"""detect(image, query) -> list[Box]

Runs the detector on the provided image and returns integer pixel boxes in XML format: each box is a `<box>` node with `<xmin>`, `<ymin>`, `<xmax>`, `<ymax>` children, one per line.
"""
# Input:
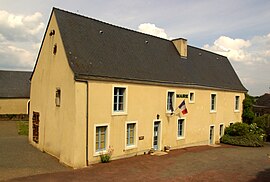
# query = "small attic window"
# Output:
<box><xmin>145</xmin><ymin>40</ymin><xmax>149</xmax><ymax>44</ymax></box>
<box><xmin>198</xmin><ymin>52</ymin><xmax>202</xmax><ymax>56</ymax></box>
<box><xmin>53</xmin><ymin>44</ymin><xmax>57</xmax><ymax>55</ymax></box>
<box><xmin>99</xmin><ymin>30</ymin><xmax>103</xmax><ymax>34</ymax></box>
<box><xmin>55</xmin><ymin>88</ymin><xmax>61</xmax><ymax>107</ymax></box>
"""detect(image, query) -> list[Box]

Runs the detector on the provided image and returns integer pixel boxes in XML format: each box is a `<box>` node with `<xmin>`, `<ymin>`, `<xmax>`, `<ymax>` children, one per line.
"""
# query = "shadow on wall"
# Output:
<box><xmin>251</xmin><ymin>168</ymin><xmax>270</xmax><ymax>182</ymax></box>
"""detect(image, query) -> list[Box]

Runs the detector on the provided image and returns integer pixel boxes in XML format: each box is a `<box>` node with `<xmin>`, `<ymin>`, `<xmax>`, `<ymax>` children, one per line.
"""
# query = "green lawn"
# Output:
<box><xmin>17</xmin><ymin>121</ymin><xmax>29</xmax><ymax>136</ymax></box>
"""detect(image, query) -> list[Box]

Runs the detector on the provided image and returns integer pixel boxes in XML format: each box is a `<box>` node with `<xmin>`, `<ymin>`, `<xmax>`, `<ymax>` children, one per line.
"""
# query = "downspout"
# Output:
<box><xmin>86</xmin><ymin>81</ymin><xmax>89</xmax><ymax>166</ymax></box>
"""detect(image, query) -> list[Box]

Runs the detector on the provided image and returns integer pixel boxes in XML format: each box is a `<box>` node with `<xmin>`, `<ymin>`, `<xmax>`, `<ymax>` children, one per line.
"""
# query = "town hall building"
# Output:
<box><xmin>29</xmin><ymin>8</ymin><xmax>247</xmax><ymax>168</ymax></box>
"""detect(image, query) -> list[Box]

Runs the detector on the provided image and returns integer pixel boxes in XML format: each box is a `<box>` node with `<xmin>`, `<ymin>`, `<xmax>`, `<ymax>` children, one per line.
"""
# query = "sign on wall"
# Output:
<box><xmin>176</xmin><ymin>94</ymin><xmax>188</xmax><ymax>98</ymax></box>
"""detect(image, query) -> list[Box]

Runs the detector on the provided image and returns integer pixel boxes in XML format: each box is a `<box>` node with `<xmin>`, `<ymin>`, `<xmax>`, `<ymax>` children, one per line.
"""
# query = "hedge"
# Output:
<box><xmin>221</xmin><ymin>134</ymin><xmax>264</xmax><ymax>147</ymax></box>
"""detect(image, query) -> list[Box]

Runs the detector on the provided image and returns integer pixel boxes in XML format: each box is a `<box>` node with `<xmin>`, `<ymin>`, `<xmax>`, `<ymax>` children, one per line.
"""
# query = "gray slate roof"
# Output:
<box><xmin>52</xmin><ymin>8</ymin><xmax>246</xmax><ymax>92</ymax></box>
<box><xmin>0</xmin><ymin>70</ymin><xmax>31</xmax><ymax>98</ymax></box>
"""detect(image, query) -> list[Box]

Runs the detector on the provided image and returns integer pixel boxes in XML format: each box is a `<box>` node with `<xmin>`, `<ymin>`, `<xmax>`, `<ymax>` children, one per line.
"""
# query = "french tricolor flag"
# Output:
<box><xmin>178</xmin><ymin>100</ymin><xmax>188</xmax><ymax>115</ymax></box>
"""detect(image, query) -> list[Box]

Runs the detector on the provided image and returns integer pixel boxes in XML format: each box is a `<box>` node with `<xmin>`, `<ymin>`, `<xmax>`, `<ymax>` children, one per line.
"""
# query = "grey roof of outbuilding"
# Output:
<box><xmin>52</xmin><ymin>8</ymin><xmax>247</xmax><ymax>92</ymax></box>
<box><xmin>0</xmin><ymin>70</ymin><xmax>31</xmax><ymax>98</ymax></box>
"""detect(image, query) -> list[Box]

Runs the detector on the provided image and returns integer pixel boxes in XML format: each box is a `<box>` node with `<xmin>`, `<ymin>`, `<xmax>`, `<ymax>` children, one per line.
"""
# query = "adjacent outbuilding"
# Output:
<box><xmin>0</xmin><ymin>70</ymin><xmax>31</xmax><ymax>115</ymax></box>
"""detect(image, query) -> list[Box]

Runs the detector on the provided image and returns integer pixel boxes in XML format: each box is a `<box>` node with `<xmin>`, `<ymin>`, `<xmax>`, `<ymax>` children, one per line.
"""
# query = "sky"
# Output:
<box><xmin>0</xmin><ymin>0</ymin><xmax>269</xmax><ymax>96</ymax></box>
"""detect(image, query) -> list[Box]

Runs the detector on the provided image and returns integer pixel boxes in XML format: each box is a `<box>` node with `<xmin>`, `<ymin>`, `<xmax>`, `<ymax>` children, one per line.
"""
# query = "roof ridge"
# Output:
<box><xmin>53</xmin><ymin>7</ymin><xmax>170</xmax><ymax>42</ymax></box>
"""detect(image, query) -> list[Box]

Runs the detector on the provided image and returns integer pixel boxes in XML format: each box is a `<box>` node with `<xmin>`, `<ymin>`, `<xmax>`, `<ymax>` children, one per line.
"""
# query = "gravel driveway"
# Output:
<box><xmin>0</xmin><ymin>121</ymin><xmax>70</xmax><ymax>181</ymax></box>
<box><xmin>1</xmin><ymin>120</ymin><xmax>270</xmax><ymax>181</ymax></box>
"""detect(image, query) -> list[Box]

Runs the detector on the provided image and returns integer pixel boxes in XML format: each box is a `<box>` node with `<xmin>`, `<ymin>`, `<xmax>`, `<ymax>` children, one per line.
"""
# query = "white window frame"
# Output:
<box><xmin>229</xmin><ymin>122</ymin><xmax>234</xmax><ymax>126</ymax></box>
<box><xmin>210</xmin><ymin>93</ymin><xmax>217</xmax><ymax>113</ymax></box>
<box><xmin>234</xmin><ymin>95</ymin><xmax>240</xmax><ymax>112</ymax></box>
<box><xmin>93</xmin><ymin>123</ymin><xmax>110</xmax><ymax>156</ymax></box>
<box><xmin>177</xmin><ymin>117</ymin><xmax>186</xmax><ymax>140</ymax></box>
<box><xmin>219</xmin><ymin>123</ymin><xmax>224</xmax><ymax>138</ymax></box>
<box><xmin>112</xmin><ymin>85</ymin><xmax>128</xmax><ymax>115</ymax></box>
<box><xmin>125</xmin><ymin>121</ymin><xmax>138</xmax><ymax>150</ymax></box>
<box><xmin>189</xmin><ymin>91</ymin><xmax>195</xmax><ymax>104</ymax></box>
<box><xmin>166</xmin><ymin>90</ymin><xmax>176</xmax><ymax>113</ymax></box>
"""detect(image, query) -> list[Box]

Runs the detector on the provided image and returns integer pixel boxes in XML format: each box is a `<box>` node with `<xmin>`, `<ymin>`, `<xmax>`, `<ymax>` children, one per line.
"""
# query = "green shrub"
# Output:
<box><xmin>253</xmin><ymin>114</ymin><xmax>270</xmax><ymax>141</ymax></box>
<box><xmin>224</xmin><ymin>122</ymin><xmax>250</xmax><ymax>136</ymax></box>
<box><xmin>221</xmin><ymin>134</ymin><xmax>264</xmax><ymax>147</ymax></box>
<box><xmin>16</xmin><ymin>121</ymin><xmax>29</xmax><ymax>136</ymax></box>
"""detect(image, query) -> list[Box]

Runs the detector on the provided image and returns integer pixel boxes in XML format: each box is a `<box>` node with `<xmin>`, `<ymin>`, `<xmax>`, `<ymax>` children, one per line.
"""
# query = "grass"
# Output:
<box><xmin>17</xmin><ymin>121</ymin><xmax>29</xmax><ymax>136</ymax></box>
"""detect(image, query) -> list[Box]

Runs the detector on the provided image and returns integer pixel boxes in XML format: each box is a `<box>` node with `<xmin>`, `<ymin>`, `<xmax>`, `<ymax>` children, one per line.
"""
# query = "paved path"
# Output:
<box><xmin>8</xmin><ymin>143</ymin><xmax>270</xmax><ymax>182</ymax></box>
<box><xmin>0</xmin><ymin>121</ymin><xmax>70</xmax><ymax>181</ymax></box>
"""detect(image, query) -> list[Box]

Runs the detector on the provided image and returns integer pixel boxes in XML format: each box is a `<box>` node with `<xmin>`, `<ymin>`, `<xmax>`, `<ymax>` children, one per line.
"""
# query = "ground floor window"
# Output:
<box><xmin>96</xmin><ymin>126</ymin><xmax>107</xmax><ymax>152</ymax></box>
<box><xmin>219</xmin><ymin>124</ymin><xmax>224</xmax><ymax>137</ymax></box>
<box><xmin>177</xmin><ymin>118</ymin><xmax>185</xmax><ymax>138</ymax></box>
<box><xmin>127</xmin><ymin>123</ymin><xmax>135</xmax><ymax>146</ymax></box>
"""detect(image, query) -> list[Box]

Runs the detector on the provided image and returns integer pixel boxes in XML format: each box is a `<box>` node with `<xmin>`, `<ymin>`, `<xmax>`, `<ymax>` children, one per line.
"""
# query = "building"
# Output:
<box><xmin>0</xmin><ymin>70</ymin><xmax>31</xmax><ymax>115</ymax></box>
<box><xmin>29</xmin><ymin>8</ymin><xmax>247</xmax><ymax>168</ymax></box>
<box><xmin>253</xmin><ymin>93</ymin><xmax>270</xmax><ymax>116</ymax></box>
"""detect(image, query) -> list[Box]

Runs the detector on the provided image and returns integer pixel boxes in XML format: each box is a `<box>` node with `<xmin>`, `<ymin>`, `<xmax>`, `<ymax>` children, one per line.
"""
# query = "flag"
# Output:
<box><xmin>178</xmin><ymin>100</ymin><xmax>188</xmax><ymax>115</ymax></box>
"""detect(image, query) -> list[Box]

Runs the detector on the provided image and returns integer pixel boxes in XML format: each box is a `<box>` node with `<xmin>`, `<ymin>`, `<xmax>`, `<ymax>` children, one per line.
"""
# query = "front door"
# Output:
<box><xmin>209</xmin><ymin>126</ymin><xmax>214</xmax><ymax>144</ymax></box>
<box><xmin>153</xmin><ymin>121</ymin><xmax>160</xmax><ymax>150</ymax></box>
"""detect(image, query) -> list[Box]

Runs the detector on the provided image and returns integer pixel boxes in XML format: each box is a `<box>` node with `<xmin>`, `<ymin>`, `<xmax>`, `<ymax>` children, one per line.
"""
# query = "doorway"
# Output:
<box><xmin>153</xmin><ymin>121</ymin><xmax>160</xmax><ymax>150</ymax></box>
<box><xmin>209</xmin><ymin>125</ymin><xmax>214</xmax><ymax>144</ymax></box>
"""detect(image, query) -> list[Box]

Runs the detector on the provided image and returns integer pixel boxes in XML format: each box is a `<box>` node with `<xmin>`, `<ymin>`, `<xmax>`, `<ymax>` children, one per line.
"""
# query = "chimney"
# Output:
<box><xmin>172</xmin><ymin>38</ymin><xmax>187</xmax><ymax>58</ymax></box>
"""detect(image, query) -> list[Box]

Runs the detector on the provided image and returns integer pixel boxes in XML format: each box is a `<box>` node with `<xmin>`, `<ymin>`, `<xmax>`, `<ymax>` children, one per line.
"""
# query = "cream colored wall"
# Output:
<box><xmin>0</xmin><ymin>98</ymin><xmax>29</xmax><ymax>114</ymax></box>
<box><xmin>29</xmin><ymin>12</ymin><xmax>86</xmax><ymax>168</ymax></box>
<box><xmin>87</xmin><ymin>80</ymin><xmax>244</xmax><ymax>163</ymax></box>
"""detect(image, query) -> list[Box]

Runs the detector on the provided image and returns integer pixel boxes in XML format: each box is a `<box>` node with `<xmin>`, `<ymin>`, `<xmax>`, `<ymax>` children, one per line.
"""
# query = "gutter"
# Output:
<box><xmin>86</xmin><ymin>81</ymin><xmax>89</xmax><ymax>166</ymax></box>
<box><xmin>76</xmin><ymin>78</ymin><xmax>89</xmax><ymax>166</ymax></box>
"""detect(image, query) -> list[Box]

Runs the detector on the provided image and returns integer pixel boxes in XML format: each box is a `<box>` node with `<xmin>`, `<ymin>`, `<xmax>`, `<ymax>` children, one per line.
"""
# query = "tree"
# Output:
<box><xmin>242</xmin><ymin>93</ymin><xmax>255</xmax><ymax>124</ymax></box>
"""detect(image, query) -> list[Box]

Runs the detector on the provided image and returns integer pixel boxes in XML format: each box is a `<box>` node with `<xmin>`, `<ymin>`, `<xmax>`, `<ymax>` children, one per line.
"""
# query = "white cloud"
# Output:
<box><xmin>0</xmin><ymin>10</ymin><xmax>44</xmax><ymax>71</ymax></box>
<box><xmin>0</xmin><ymin>10</ymin><xmax>44</xmax><ymax>42</ymax></box>
<box><xmin>203</xmin><ymin>35</ymin><xmax>270</xmax><ymax>65</ymax></box>
<box><xmin>138</xmin><ymin>23</ymin><xmax>168</xmax><ymax>39</ymax></box>
<box><xmin>203</xmin><ymin>34</ymin><xmax>270</xmax><ymax>95</ymax></box>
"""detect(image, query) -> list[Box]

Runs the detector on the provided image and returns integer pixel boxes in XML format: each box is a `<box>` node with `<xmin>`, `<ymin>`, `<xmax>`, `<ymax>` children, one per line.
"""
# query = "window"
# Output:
<box><xmin>126</xmin><ymin>123</ymin><xmax>135</xmax><ymax>146</ymax></box>
<box><xmin>219</xmin><ymin>124</ymin><xmax>224</xmax><ymax>137</ymax></box>
<box><xmin>167</xmin><ymin>91</ymin><xmax>175</xmax><ymax>112</ymax></box>
<box><xmin>230</xmin><ymin>122</ymin><xmax>233</xmax><ymax>126</ymax></box>
<box><xmin>113</xmin><ymin>87</ymin><xmax>126</xmax><ymax>112</ymax></box>
<box><xmin>189</xmin><ymin>91</ymin><xmax>195</xmax><ymax>103</ymax></box>
<box><xmin>55</xmin><ymin>88</ymin><xmax>61</xmax><ymax>107</ymax></box>
<box><xmin>177</xmin><ymin>118</ymin><xmax>185</xmax><ymax>138</ymax></box>
<box><xmin>235</xmin><ymin>96</ymin><xmax>240</xmax><ymax>111</ymax></box>
<box><xmin>95</xmin><ymin>126</ymin><xmax>107</xmax><ymax>152</ymax></box>
<box><xmin>210</xmin><ymin>93</ymin><xmax>216</xmax><ymax>112</ymax></box>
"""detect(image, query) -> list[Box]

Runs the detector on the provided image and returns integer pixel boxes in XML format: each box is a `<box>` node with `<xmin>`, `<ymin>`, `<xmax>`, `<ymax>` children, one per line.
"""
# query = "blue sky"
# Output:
<box><xmin>0</xmin><ymin>0</ymin><xmax>269</xmax><ymax>96</ymax></box>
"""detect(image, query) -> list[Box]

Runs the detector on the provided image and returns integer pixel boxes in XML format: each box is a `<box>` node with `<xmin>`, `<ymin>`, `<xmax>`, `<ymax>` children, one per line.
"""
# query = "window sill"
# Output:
<box><xmin>189</xmin><ymin>101</ymin><xmax>195</xmax><ymax>104</ymax></box>
<box><xmin>210</xmin><ymin>110</ymin><xmax>216</xmax><ymax>113</ymax></box>
<box><xmin>112</xmin><ymin>112</ymin><xmax>128</xmax><ymax>116</ymax></box>
<box><xmin>177</xmin><ymin>136</ymin><xmax>185</xmax><ymax>140</ymax></box>
<box><xmin>94</xmin><ymin>149</ymin><xmax>107</xmax><ymax>157</ymax></box>
<box><xmin>234</xmin><ymin>110</ymin><xmax>240</xmax><ymax>113</ymax></box>
<box><xmin>124</xmin><ymin>145</ymin><xmax>137</xmax><ymax>151</ymax></box>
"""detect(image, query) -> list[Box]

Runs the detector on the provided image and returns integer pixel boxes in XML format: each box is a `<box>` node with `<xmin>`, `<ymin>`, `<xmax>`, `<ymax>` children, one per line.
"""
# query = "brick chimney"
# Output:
<box><xmin>172</xmin><ymin>38</ymin><xmax>187</xmax><ymax>58</ymax></box>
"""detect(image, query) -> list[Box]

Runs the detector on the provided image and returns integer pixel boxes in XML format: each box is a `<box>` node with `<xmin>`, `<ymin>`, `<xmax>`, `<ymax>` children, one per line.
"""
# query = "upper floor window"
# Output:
<box><xmin>235</xmin><ymin>96</ymin><xmax>240</xmax><ymax>111</ymax></box>
<box><xmin>55</xmin><ymin>88</ymin><xmax>61</xmax><ymax>107</ymax></box>
<box><xmin>167</xmin><ymin>91</ymin><xmax>175</xmax><ymax>112</ymax></box>
<box><xmin>189</xmin><ymin>91</ymin><xmax>195</xmax><ymax>103</ymax></box>
<box><xmin>113</xmin><ymin>87</ymin><xmax>126</xmax><ymax>112</ymax></box>
<box><xmin>210</xmin><ymin>93</ymin><xmax>216</xmax><ymax>112</ymax></box>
